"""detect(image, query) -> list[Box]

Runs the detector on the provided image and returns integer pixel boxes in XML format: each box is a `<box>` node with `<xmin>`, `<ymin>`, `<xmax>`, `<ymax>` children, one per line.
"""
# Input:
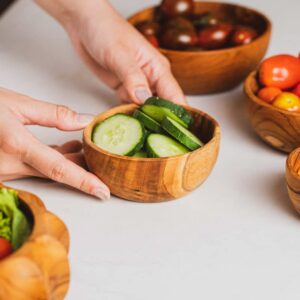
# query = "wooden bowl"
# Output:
<box><xmin>0</xmin><ymin>184</ymin><xmax>70</xmax><ymax>300</ymax></box>
<box><xmin>245</xmin><ymin>71</ymin><xmax>300</xmax><ymax>153</ymax></box>
<box><xmin>128</xmin><ymin>1</ymin><xmax>271</xmax><ymax>95</ymax></box>
<box><xmin>83</xmin><ymin>104</ymin><xmax>220</xmax><ymax>203</ymax></box>
<box><xmin>286</xmin><ymin>148</ymin><xmax>300</xmax><ymax>214</ymax></box>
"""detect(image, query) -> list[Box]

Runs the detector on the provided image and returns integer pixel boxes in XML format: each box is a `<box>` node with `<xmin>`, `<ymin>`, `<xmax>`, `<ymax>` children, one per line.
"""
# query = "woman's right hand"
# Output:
<box><xmin>0</xmin><ymin>87</ymin><xmax>110</xmax><ymax>200</ymax></box>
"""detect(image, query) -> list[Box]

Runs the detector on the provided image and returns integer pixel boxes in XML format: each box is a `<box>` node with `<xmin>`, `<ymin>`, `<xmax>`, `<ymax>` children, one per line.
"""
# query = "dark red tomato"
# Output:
<box><xmin>164</xmin><ymin>17</ymin><xmax>195</xmax><ymax>32</ymax></box>
<box><xmin>231</xmin><ymin>26</ymin><xmax>257</xmax><ymax>46</ymax></box>
<box><xmin>161</xmin><ymin>28</ymin><xmax>198</xmax><ymax>50</ymax></box>
<box><xmin>0</xmin><ymin>237</ymin><xmax>13</xmax><ymax>260</ymax></box>
<box><xmin>160</xmin><ymin>0</ymin><xmax>194</xmax><ymax>19</ymax></box>
<box><xmin>135</xmin><ymin>21</ymin><xmax>160</xmax><ymax>37</ymax></box>
<box><xmin>198</xmin><ymin>24</ymin><xmax>233</xmax><ymax>50</ymax></box>
<box><xmin>146</xmin><ymin>35</ymin><xmax>159</xmax><ymax>48</ymax></box>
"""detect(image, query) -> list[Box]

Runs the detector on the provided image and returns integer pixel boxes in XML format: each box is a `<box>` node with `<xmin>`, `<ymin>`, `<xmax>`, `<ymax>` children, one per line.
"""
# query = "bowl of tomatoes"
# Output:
<box><xmin>128</xmin><ymin>0</ymin><xmax>271</xmax><ymax>95</ymax></box>
<box><xmin>0</xmin><ymin>185</ymin><xmax>70</xmax><ymax>300</ymax></box>
<box><xmin>244</xmin><ymin>53</ymin><xmax>300</xmax><ymax>153</ymax></box>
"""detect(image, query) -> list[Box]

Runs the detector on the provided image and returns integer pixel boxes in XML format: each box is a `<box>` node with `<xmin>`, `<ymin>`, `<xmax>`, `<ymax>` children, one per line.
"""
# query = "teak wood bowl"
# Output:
<box><xmin>0</xmin><ymin>184</ymin><xmax>70</xmax><ymax>300</ymax></box>
<box><xmin>83</xmin><ymin>104</ymin><xmax>220</xmax><ymax>203</ymax></box>
<box><xmin>128</xmin><ymin>1</ymin><xmax>271</xmax><ymax>95</ymax></box>
<box><xmin>245</xmin><ymin>71</ymin><xmax>300</xmax><ymax>153</ymax></box>
<box><xmin>286</xmin><ymin>148</ymin><xmax>300</xmax><ymax>214</ymax></box>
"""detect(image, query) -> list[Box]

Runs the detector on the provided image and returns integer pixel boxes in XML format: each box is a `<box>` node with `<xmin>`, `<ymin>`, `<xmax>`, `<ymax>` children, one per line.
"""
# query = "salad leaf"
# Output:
<box><xmin>0</xmin><ymin>188</ymin><xmax>31</xmax><ymax>250</ymax></box>
<box><xmin>0</xmin><ymin>211</ymin><xmax>11</xmax><ymax>241</ymax></box>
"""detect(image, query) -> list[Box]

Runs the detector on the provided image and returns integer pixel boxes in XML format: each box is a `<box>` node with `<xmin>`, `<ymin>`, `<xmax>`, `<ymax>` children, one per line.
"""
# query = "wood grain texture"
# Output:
<box><xmin>245</xmin><ymin>71</ymin><xmax>300</xmax><ymax>153</ymax></box>
<box><xmin>83</xmin><ymin>104</ymin><xmax>220</xmax><ymax>203</ymax></box>
<box><xmin>128</xmin><ymin>1</ymin><xmax>271</xmax><ymax>95</ymax></box>
<box><xmin>0</xmin><ymin>184</ymin><xmax>70</xmax><ymax>300</ymax></box>
<box><xmin>286</xmin><ymin>148</ymin><xmax>300</xmax><ymax>214</ymax></box>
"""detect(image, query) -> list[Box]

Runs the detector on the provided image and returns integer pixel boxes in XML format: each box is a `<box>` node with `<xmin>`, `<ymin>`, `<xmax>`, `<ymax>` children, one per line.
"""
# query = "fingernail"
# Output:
<box><xmin>93</xmin><ymin>188</ymin><xmax>110</xmax><ymax>201</ymax></box>
<box><xmin>78</xmin><ymin>113</ymin><xmax>95</xmax><ymax>125</ymax></box>
<box><xmin>135</xmin><ymin>89</ymin><xmax>152</xmax><ymax>103</ymax></box>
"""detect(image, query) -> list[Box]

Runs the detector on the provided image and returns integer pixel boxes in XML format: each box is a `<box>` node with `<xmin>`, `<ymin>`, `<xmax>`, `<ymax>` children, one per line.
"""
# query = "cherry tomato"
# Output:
<box><xmin>0</xmin><ymin>237</ymin><xmax>13</xmax><ymax>260</ymax></box>
<box><xmin>135</xmin><ymin>21</ymin><xmax>160</xmax><ymax>37</ymax></box>
<box><xmin>160</xmin><ymin>0</ymin><xmax>194</xmax><ymax>19</ymax></box>
<box><xmin>164</xmin><ymin>17</ymin><xmax>195</xmax><ymax>32</ymax></box>
<box><xmin>272</xmin><ymin>92</ymin><xmax>300</xmax><ymax>112</ymax></box>
<box><xmin>231</xmin><ymin>26</ymin><xmax>257</xmax><ymax>46</ymax></box>
<box><xmin>146</xmin><ymin>35</ymin><xmax>159</xmax><ymax>48</ymax></box>
<box><xmin>291</xmin><ymin>83</ymin><xmax>300</xmax><ymax>97</ymax></box>
<box><xmin>198</xmin><ymin>24</ymin><xmax>233</xmax><ymax>50</ymax></box>
<box><xmin>161</xmin><ymin>28</ymin><xmax>198</xmax><ymax>50</ymax></box>
<box><xmin>258</xmin><ymin>87</ymin><xmax>282</xmax><ymax>103</ymax></box>
<box><xmin>259</xmin><ymin>54</ymin><xmax>300</xmax><ymax>90</ymax></box>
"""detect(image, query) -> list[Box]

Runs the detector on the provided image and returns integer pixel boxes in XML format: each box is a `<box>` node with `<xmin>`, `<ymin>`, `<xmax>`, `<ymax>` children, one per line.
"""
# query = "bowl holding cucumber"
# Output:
<box><xmin>83</xmin><ymin>97</ymin><xmax>220</xmax><ymax>202</ymax></box>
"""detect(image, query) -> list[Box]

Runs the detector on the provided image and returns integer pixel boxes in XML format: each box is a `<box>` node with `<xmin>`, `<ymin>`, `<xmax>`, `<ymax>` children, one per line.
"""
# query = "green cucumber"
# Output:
<box><xmin>162</xmin><ymin>116</ymin><xmax>203</xmax><ymax>150</ymax></box>
<box><xmin>92</xmin><ymin>114</ymin><xmax>145</xmax><ymax>156</ymax></box>
<box><xmin>132</xmin><ymin>151</ymin><xmax>148</xmax><ymax>158</ymax></box>
<box><xmin>142</xmin><ymin>97</ymin><xmax>193</xmax><ymax>128</ymax></box>
<box><xmin>133</xmin><ymin>109</ymin><xmax>162</xmax><ymax>133</ymax></box>
<box><xmin>147</xmin><ymin>133</ymin><xmax>189</xmax><ymax>158</ymax></box>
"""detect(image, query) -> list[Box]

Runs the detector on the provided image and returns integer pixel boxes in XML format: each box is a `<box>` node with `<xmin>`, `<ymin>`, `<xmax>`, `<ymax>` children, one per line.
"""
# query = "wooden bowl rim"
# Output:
<box><xmin>128</xmin><ymin>1</ymin><xmax>272</xmax><ymax>56</ymax></box>
<box><xmin>244</xmin><ymin>71</ymin><xmax>300</xmax><ymax>117</ymax></box>
<box><xmin>287</xmin><ymin>147</ymin><xmax>300</xmax><ymax>180</ymax></box>
<box><xmin>83</xmin><ymin>104</ymin><xmax>220</xmax><ymax>161</ymax></box>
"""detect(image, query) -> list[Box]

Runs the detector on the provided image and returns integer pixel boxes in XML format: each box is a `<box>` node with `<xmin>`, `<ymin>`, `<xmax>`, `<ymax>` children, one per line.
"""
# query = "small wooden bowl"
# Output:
<box><xmin>0</xmin><ymin>184</ymin><xmax>70</xmax><ymax>300</ymax></box>
<box><xmin>83</xmin><ymin>104</ymin><xmax>220</xmax><ymax>203</ymax></box>
<box><xmin>244</xmin><ymin>71</ymin><xmax>300</xmax><ymax>153</ymax></box>
<box><xmin>128</xmin><ymin>1</ymin><xmax>271</xmax><ymax>95</ymax></box>
<box><xmin>286</xmin><ymin>148</ymin><xmax>300</xmax><ymax>214</ymax></box>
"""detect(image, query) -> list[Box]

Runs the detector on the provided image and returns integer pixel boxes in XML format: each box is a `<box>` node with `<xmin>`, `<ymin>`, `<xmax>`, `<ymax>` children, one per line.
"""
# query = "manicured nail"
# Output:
<box><xmin>135</xmin><ymin>89</ymin><xmax>152</xmax><ymax>103</ymax></box>
<box><xmin>78</xmin><ymin>113</ymin><xmax>94</xmax><ymax>125</ymax></box>
<box><xmin>93</xmin><ymin>188</ymin><xmax>110</xmax><ymax>201</ymax></box>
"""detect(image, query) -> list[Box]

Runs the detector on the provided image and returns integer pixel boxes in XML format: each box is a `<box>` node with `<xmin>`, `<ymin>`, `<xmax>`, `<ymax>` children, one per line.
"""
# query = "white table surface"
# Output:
<box><xmin>1</xmin><ymin>0</ymin><xmax>300</xmax><ymax>299</ymax></box>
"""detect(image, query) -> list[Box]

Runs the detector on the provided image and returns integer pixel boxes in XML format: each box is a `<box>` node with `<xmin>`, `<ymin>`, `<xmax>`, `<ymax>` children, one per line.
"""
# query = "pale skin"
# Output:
<box><xmin>0</xmin><ymin>0</ymin><xmax>186</xmax><ymax>200</ymax></box>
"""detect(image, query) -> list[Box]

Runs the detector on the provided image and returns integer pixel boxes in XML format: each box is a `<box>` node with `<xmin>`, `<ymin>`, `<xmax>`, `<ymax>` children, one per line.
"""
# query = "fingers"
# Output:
<box><xmin>18</xmin><ymin>97</ymin><xmax>94</xmax><ymax>130</ymax></box>
<box><xmin>22</xmin><ymin>139</ymin><xmax>110</xmax><ymax>200</ymax></box>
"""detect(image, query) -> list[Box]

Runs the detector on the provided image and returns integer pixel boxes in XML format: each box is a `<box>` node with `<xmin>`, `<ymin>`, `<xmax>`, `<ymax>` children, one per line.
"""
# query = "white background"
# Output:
<box><xmin>1</xmin><ymin>0</ymin><xmax>300</xmax><ymax>299</ymax></box>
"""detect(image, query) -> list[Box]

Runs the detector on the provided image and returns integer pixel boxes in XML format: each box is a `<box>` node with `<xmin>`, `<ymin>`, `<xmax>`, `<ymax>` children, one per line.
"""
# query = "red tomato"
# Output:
<box><xmin>146</xmin><ymin>35</ymin><xmax>159</xmax><ymax>48</ymax></box>
<box><xmin>291</xmin><ymin>83</ymin><xmax>300</xmax><ymax>97</ymax></box>
<box><xmin>198</xmin><ymin>24</ymin><xmax>233</xmax><ymax>50</ymax></box>
<box><xmin>231</xmin><ymin>26</ymin><xmax>257</xmax><ymax>46</ymax></box>
<box><xmin>0</xmin><ymin>237</ymin><xmax>13</xmax><ymax>260</ymax></box>
<box><xmin>259</xmin><ymin>54</ymin><xmax>300</xmax><ymax>90</ymax></box>
<box><xmin>160</xmin><ymin>0</ymin><xmax>194</xmax><ymax>19</ymax></box>
<box><xmin>258</xmin><ymin>87</ymin><xmax>282</xmax><ymax>103</ymax></box>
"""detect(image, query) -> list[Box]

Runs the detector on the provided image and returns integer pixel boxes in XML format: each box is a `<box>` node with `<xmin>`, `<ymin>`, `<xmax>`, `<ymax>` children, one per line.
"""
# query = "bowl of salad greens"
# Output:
<box><xmin>83</xmin><ymin>97</ymin><xmax>221</xmax><ymax>202</ymax></box>
<box><xmin>0</xmin><ymin>185</ymin><xmax>70</xmax><ymax>299</ymax></box>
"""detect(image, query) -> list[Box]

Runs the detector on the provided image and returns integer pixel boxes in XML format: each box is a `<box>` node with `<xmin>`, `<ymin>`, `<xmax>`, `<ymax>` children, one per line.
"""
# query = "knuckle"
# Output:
<box><xmin>1</xmin><ymin>134</ymin><xmax>25</xmax><ymax>156</ymax></box>
<box><xmin>56</xmin><ymin>105</ymin><xmax>74</xmax><ymax>123</ymax></box>
<box><xmin>49</xmin><ymin>160</ymin><xmax>66</xmax><ymax>182</ymax></box>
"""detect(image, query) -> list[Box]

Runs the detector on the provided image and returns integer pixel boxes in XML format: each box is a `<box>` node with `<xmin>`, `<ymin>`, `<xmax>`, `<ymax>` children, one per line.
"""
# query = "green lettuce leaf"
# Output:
<box><xmin>0</xmin><ymin>188</ymin><xmax>31</xmax><ymax>250</ymax></box>
<box><xmin>0</xmin><ymin>211</ymin><xmax>12</xmax><ymax>241</ymax></box>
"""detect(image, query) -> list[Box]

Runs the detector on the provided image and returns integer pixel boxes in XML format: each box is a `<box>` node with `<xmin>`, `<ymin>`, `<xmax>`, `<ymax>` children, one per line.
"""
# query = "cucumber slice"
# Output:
<box><xmin>132</xmin><ymin>151</ymin><xmax>148</xmax><ymax>158</ymax></box>
<box><xmin>147</xmin><ymin>133</ymin><xmax>189</xmax><ymax>158</ymax></box>
<box><xmin>162</xmin><ymin>116</ymin><xmax>203</xmax><ymax>150</ymax></box>
<box><xmin>92</xmin><ymin>114</ymin><xmax>145</xmax><ymax>156</ymax></box>
<box><xmin>133</xmin><ymin>109</ymin><xmax>162</xmax><ymax>133</ymax></box>
<box><xmin>142</xmin><ymin>97</ymin><xmax>193</xmax><ymax>128</ymax></box>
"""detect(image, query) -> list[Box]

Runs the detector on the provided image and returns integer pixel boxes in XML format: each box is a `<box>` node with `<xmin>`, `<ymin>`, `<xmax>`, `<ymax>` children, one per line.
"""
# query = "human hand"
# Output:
<box><xmin>0</xmin><ymin>87</ymin><xmax>110</xmax><ymax>200</ymax></box>
<box><xmin>35</xmin><ymin>0</ymin><xmax>186</xmax><ymax>104</ymax></box>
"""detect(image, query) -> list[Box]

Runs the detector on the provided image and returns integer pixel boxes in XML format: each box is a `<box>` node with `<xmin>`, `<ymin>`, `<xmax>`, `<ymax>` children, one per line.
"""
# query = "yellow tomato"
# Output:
<box><xmin>272</xmin><ymin>92</ymin><xmax>300</xmax><ymax>112</ymax></box>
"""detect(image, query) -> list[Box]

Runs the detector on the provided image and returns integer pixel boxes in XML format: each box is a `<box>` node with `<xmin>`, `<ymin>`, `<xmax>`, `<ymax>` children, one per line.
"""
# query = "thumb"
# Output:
<box><xmin>20</xmin><ymin>97</ymin><xmax>94</xmax><ymax>130</ymax></box>
<box><xmin>106</xmin><ymin>51</ymin><xmax>152</xmax><ymax>104</ymax></box>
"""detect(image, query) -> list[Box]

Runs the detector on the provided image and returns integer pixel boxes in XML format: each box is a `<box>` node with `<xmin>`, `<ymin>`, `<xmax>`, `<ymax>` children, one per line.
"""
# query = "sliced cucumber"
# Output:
<box><xmin>92</xmin><ymin>114</ymin><xmax>145</xmax><ymax>156</ymax></box>
<box><xmin>133</xmin><ymin>109</ymin><xmax>162</xmax><ymax>133</ymax></box>
<box><xmin>142</xmin><ymin>97</ymin><xmax>193</xmax><ymax>128</ymax></box>
<box><xmin>132</xmin><ymin>150</ymin><xmax>148</xmax><ymax>158</ymax></box>
<box><xmin>162</xmin><ymin>116</ymin><xmax>203</xmax><ymax>150</ymax></box>
<box><xmin>147</xmin><ymin>133</ymin><xmax>189</xmax><ymax>158</ymax></box>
